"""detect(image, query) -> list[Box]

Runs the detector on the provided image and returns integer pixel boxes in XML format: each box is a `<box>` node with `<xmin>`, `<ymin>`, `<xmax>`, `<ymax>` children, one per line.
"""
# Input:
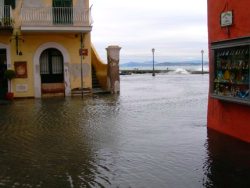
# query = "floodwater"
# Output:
<box><xmin>0</xmin><ymin>74</ymin><xmax>250</xmax><ymax>188</ymax></box>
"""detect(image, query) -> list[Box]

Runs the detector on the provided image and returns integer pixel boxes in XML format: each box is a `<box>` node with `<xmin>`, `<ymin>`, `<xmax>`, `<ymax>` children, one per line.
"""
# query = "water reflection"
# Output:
<box><xmin>203</xmin><ymin>129</ymin><xmax>250</xmax><ymax>188</ymax></box>
<box><xmin>0</xmin><ymin>74</ymin><xmax>249</xmax><ymax>187</ymax></box>
<box><xmin>0</xmin><ymin>96</ymin><xmax>120</xmax><ymax>187</ymax></box>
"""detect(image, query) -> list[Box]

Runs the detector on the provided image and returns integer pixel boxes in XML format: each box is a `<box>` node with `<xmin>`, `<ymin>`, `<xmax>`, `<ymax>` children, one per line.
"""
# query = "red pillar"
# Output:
<box><xmin>207</xmin><ymin>0</ymin><xmax>250</xmax><ymax>143</ymax></box>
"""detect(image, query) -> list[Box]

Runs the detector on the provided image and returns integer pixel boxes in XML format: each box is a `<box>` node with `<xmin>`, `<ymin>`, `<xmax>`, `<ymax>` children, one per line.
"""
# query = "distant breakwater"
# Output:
<box><xmin>120</xmin><ymin>69</ymin><xmax>209</xmax><ymax>75</ymax></box>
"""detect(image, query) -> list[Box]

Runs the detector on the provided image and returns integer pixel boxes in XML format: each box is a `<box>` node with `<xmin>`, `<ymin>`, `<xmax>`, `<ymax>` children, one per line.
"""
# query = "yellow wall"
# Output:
<box><xmin>0</xmin><ymin>0</ymin><xmax>112</xmax><ymax>97</ymax></box>
<box><xmin>11</xmin><ymin>33</ymin><xmax>91</xmax><ymax>97</ymax></box>
<box><xmin>0</xmin><ymin>32</ymin><xmax>92</xmax><ymax>98</ymax></box>
<box><xmin>91</xmin><ymin>45</ymin><xmax>107</xmax><ymax>89</ymax></box>
<box><xmin>0</xmin><ymin>0</ymin><xmax>93</xmax><ymax>98</ymax></box>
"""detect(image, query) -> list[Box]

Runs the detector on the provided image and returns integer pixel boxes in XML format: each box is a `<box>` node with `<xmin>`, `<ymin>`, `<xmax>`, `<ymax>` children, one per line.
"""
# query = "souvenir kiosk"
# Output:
<box><xmin>207</xmin><ymin>0</ymin><xmax>250</xmax><ymax>143</ymax></box>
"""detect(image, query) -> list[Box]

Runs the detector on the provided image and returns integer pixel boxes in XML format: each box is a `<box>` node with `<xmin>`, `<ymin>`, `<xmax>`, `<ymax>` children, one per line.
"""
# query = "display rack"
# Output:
<box><xmin>211</xmin><ymin>38</ymin><xmax>250</xmax><ymax>105</ymax></box>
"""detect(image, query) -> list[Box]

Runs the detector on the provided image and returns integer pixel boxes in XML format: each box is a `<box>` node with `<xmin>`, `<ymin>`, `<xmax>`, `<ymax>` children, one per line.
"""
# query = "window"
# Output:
<box><xmin>52</xmin><ymin>0</ymin><xmax>73</xmax><ymax>24</ymax></box>
<box><xmin>4</xmin><ymin>0</ymin><xmax>15</xmax><ymax>9</ymax></box>
<box><xmin>211</xmin><ymin>37</ymin><xmax>250</xmax><ymax>105</ymax></box>
<box><xmin>53</xmin><ymin>0</ymin><xmax>72</xmax><ymax>7</ymax></box>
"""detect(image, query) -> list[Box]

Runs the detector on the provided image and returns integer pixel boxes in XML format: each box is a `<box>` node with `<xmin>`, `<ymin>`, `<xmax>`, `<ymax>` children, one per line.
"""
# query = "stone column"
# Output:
<box><xmin>106</xmin><ymin>45</ymin><xmax>121</xmax><ymax>94</ymax></box>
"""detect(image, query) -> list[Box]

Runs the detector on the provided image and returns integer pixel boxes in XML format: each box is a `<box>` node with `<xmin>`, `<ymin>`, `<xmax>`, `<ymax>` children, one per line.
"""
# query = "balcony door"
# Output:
<box><xmin>0</xmin><ymin>0</ymin><xmax>3</xmax><ymax>22</ymax></box>
<box><xmin>53</xmin><ymin>0</ymin><xmax>73</xmax><ymax>25</ymax></box>
<box><xmin>0</xmin><ymin>0</ymin><xmax>12</xmax><ymax>25</ymax></box>
<box><xmin>3</xmin><ymin>0</ymin><xmax>15</xmax><ymax>9</ymax></box>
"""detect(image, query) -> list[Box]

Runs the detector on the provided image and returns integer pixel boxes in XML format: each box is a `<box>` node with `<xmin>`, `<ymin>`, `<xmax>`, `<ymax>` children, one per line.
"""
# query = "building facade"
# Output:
<box><xmin>0</xmin><ymin>0</ymin><xmax>98</xmax><ymax>98</ymax></box>
<box><xmin>207</xmin><ymin>0</ymin><xmax>250</xmax><ymax>143</ymax></box>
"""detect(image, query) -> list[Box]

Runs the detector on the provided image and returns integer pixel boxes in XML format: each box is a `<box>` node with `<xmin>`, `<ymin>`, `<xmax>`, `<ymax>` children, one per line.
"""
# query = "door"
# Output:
<box><xmin>0</xmin><ymin>49</ymin><xmax>7</xmax><ymax>99</ymax></box>
<box><xmin>4</xmin><ymin>0</ymin><xmax>15</xmax><ymax>9</ymax></box>
<box><xmin>0</xmin><ymin>0</ymin><xmax>14</xmax><ymax>26</ymax></box>
<box><xmin>0</xmin><ymin>1</ymin><xmax>3</xmax><ymax>22</ymax></box>
<box><xmin>53</xmin><ymin>0</ymin><xmax>73</xmax><ymax>24</ymax></box>
<box><xmin>40</xmin><ymin>48</ymin><xmax>64</xmax><ymax>84</ymax></box>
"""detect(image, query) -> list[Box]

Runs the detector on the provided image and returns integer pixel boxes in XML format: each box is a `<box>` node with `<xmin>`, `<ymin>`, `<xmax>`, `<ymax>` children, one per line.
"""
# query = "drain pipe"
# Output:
<box><xmin>80</xmin><ymin>33</ymin><xmax>84</xmax><ymax>98</ymax></box>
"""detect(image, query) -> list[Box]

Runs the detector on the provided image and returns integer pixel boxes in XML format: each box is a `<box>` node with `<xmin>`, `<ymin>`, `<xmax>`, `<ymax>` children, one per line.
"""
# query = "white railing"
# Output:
<box><xmin>21</xmin><ymin>7</ymin><xmax>92</xmax><ymax>27</ymax></box>
<box><xmin>0</xmin><ymin>6</ymin><xmax>13</xmax><ymax>27</ymax></box>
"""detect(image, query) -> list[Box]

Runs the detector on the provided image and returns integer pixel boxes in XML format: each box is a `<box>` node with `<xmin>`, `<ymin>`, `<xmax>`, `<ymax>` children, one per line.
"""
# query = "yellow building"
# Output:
<box><xmin>0</xmin><ymin>0</ymin><xmax>108</xmax><ymax>98</ymax></box>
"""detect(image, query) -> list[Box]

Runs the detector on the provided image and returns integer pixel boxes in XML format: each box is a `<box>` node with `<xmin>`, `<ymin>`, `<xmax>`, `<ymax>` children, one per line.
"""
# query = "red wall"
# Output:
<box><xmin>207</xmin><ymin>0</ymin><xmax>250</xmax><ymax>143</ymax></box>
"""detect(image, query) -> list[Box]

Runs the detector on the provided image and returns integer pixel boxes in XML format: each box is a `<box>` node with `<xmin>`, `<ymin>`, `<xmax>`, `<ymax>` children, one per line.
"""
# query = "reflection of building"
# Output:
<box><xmin>207</xmin><ymin>0</ymin><xmax>250</xmax><ymax>143</ymax></box>
<box><xmin>204</xmin><ymin>129</ymin><xmax>250</xmax><ymax>187</ymax></box>
<box><xmin>0</xmin><ymin>0</ymin><xmax>114</xmax><ymax>99</ymax></box>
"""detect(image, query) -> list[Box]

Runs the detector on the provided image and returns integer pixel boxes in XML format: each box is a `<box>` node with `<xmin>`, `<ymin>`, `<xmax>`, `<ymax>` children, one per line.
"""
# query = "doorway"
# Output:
<box><xmin>40</xmin><ymin>48</ymin><xmax>64</xmax><ymax>84</ymax></box>
<box><xmin>0</xmin><ymin>49</ymin><xmax>7</xmax><ymax>99</ymax></box>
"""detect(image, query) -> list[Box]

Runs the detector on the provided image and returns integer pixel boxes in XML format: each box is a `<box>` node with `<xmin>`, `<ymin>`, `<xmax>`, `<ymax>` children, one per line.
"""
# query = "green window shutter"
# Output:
<box><xmin>53</xmin><ymin>0</ymin><xmax>72</xmax><ymax>7</ymax></box>
<box><xmin>53</xmin><ymin>0</ymin><xmax>61</xmax><ymax>7</ymax></box>
<box><xmin>64</xmin><ymin>0</ymin><xmax>72</xmax><ymax>7</ymax></box>
<box><xmin>4</xmin><ymin>0</ymin><xmax>15</xmax><ymax>9</ymax></box>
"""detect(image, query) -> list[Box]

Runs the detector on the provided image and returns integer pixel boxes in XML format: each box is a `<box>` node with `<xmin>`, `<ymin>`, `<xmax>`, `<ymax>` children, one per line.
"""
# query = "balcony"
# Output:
<box><xmin>20</xmin><ymin>7</ymin><xmax>93</xmax><ymax>33</ymax></box>
<box><xmin>0</xmin><ymin>6</ymin><xmax>14</xmax><ymax>33</ymax></box>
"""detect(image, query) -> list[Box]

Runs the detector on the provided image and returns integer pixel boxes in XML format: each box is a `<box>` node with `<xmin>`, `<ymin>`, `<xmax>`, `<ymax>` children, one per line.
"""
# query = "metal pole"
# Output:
<box><xmin>152</xmin><ymin>48</ymin><xmax>155</xmax><ymax>76</ymax></box>
<box><xmin>201</xmin><ymin>50</ymin><xmax>204</xmax><ymax>74</ymax></box>
<box><xmin>80</xmin><ymin>33</ymin><xmax>83</xmax><ymax>98</ymax></box>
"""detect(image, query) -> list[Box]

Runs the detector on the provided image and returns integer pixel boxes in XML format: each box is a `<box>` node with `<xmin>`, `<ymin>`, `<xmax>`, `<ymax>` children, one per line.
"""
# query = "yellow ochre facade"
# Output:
<box><xmin>0</xmin><ymin>0</ymin><xmax>106</xmax><ymax>98</ymax></box>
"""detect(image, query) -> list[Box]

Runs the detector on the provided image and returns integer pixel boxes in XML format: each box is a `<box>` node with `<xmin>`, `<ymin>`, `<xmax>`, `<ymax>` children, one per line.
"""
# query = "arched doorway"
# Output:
<box><xmin>33</xmin><ymin>42</ymin><xmax>70</xmax><ymax>98</ymax></box>
<box><xmin>40</xmin><ymin>48</ymin><xmax>65</xmax><ymax>96</ymax></box>
<box><xmin>40</xmin><ymin>48</ymin><xmax>64</xmax><ymax>83</ymax></box>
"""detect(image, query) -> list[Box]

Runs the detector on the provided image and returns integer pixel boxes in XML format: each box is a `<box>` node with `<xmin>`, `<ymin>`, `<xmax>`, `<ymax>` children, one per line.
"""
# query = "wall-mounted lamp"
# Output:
<box><xmin>10</xmin><ymin>32</ymin><xmax>24</xmax><ymax>56</ymax></box>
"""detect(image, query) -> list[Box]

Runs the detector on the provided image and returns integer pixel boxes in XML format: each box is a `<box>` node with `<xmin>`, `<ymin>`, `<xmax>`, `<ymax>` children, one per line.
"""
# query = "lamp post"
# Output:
<box><xmin>152</xmin><ymin>48</ymin><xmax>155</xmax><ymax>76</ymax></box>
<box><xmin>201</xmin><ymin>49</ymin><xmax>204</xmax><ymax>74</ymax></box>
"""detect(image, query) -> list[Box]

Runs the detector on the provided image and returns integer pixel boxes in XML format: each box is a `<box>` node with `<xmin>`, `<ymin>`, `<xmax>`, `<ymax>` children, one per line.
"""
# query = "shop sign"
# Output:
<box><xmin>221</xmin><ymin>11</ymin><xmax>233</xmax><ymax>27</ymax></box>
<box><xmin>16</xmin><ymin>84</ymin><xmax>28</xmax><ymax>92</ymax></box>
<box><xmin>79</xmin><ymin>49</ymin><xmax>88</xmax><ymax>56</ymax></box>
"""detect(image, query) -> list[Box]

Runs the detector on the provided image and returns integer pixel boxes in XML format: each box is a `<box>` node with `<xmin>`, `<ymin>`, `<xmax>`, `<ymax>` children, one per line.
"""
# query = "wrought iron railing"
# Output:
<box><xmin>21</xmin><ymin>7</ymin><xmax>92</xmax><ymax>27</ymax></box>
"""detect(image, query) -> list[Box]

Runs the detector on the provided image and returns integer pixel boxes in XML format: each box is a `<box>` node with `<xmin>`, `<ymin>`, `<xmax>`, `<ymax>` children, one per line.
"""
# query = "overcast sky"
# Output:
<box><xmin>89</xmin><ymin>0</ymin><xmax>208</xmax><ymax>64</ymax></box>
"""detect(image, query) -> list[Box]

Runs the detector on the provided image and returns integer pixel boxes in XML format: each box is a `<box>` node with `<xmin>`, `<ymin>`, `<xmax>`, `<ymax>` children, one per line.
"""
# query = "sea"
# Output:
<box><xmin>120</xmin><ymin>64</ymin><xmax>209</xmax><ymax>74</ymax></box>
<box><xmin>0</xmin><ymin>68</ymin><xmax>250</xmax><ymax>187</ymax></box>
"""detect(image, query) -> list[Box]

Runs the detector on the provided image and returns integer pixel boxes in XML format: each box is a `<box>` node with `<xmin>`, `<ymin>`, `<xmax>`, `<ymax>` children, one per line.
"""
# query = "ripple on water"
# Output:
<box><xmin>0</xmin><ymin>74</ymin><xmax>250</xmax><ymax>187</ymax></box>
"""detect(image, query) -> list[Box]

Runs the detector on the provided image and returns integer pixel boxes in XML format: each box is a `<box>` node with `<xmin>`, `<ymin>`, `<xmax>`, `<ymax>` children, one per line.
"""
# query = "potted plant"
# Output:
<box><xmin>4</xmin><ymin>69</ymin><xmax>16</xmax><ymax>100</ymax></box>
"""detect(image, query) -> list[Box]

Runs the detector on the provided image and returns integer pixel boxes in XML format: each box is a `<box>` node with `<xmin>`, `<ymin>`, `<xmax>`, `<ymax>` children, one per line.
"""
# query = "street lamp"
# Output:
<box><xmin>201</xmin><ymin>49</ymin><xmax>204</xmax><ymax>74</ymax></box>
<box><xmin>152</xmin><ymin>48</ymin><xmax>155</xmax><ymax>76</ymax></box>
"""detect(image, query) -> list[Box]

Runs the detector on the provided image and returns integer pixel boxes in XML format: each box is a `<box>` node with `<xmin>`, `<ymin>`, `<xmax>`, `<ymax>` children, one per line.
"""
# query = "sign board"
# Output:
<box><xmin>14</xmin><ymin>61</ymin><xmax>27</xmax><ymax>78</ymax></box>
<box><xmin>16</xmin><ymin>84</ymin><xmax>28</xmax><ymax>92</ymax></box>
<box><xmin>221</xmin><ymin>11</ymin><xmax>233</xmax><ymax>27</ymax></box>
<box><xmin>79</xmin><ymin>49</ymin><xmax>88</xmax><ymax>56</ymax></box>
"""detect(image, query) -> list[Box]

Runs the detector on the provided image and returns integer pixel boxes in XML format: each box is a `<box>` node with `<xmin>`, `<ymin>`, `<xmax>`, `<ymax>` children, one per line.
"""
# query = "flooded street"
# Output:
<box><xmin>0</xmin><ymin>74</ymin><xmax>250</xmax><ymax>187</ymax></box>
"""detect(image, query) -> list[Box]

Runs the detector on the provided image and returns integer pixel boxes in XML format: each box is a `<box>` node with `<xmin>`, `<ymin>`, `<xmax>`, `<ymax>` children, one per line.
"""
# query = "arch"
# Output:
<box><xmin>33</xmin><ymin>42</ymin><xmax>71</xmax><ymax>98</ymax></box>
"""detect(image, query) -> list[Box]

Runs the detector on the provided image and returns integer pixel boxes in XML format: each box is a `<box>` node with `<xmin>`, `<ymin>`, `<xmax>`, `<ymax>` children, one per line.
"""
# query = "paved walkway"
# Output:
<box><xmin>0</xmin><ymin>100</ymin><xmax>11</xmax><ymax>105</ymax></box>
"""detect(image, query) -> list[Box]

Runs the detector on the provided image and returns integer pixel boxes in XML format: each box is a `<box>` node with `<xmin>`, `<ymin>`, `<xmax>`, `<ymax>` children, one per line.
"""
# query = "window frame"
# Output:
<box><xmin>4</xmin><ymin>0</ymin><xmax>15</xmax><ymax>9</ymax></box>
<box><xmin>211</xmin><ymin>37</ymin><xmax>250</xmax><ymax>106</ymax></box>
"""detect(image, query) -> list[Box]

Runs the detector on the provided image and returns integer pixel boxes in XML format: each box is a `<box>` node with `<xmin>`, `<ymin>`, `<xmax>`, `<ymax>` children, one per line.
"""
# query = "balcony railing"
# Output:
<box><xmin>0</xmin><ymin>6</ymin><xmax>13</xmax><ymax>29</ymax></box>
<box><xmin>21</xmin><ymin>7</ymin><xmax>93</xmax><ymax>28</ymax></box>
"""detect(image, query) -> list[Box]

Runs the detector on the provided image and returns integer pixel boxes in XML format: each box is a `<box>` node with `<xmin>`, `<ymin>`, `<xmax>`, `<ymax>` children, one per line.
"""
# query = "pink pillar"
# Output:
<box><xmin>106</xmin><ymin>45</ymin><xmax>121</xmax><ymax>94</ymax></box>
